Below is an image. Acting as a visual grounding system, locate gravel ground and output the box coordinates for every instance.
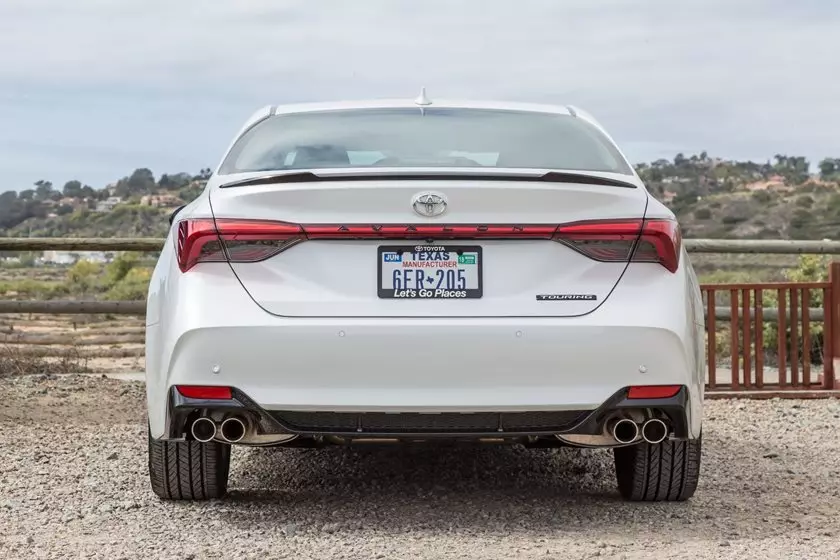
[2,375,840,559]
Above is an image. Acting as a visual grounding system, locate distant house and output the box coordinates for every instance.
[140,193,183,208]
[84,252,114,264]
[40,251,79,265]
[745,175,789,192]
[95,196,123,213]
[59,197,85,210]
[38,251,113,265]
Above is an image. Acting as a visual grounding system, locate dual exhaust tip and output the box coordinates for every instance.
[610,417,668,445]
[190,416,248,443]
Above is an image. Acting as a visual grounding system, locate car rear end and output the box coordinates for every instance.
[145,101,704,502]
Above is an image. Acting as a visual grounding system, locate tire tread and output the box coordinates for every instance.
[614,435,701,502]
[148,430,230,500]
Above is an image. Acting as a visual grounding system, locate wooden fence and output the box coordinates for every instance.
[3,236,840,398]
[702,268,840,398]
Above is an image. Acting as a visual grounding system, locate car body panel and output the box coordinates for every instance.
[146,99,704,446]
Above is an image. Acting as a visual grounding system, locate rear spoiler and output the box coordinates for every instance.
[219,170,638,189]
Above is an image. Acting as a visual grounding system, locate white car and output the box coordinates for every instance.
[145,94,704,502]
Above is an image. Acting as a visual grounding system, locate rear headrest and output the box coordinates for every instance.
[293,145,350,166]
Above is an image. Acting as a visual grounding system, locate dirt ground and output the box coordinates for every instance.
[2,373,840,559]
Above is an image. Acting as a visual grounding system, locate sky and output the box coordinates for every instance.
[0,0,838,191]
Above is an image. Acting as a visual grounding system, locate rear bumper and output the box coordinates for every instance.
[164,384,692,440]
[147,318,703,440]
[146,263,704,440]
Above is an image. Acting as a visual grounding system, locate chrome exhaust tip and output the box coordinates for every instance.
[190,417,217,443]
[220,416,247,443]
[641,418,668,444]
[610,418,639,444]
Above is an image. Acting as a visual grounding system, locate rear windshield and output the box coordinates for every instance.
[219,108,633,175]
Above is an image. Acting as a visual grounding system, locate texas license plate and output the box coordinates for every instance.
[378,245,482,299]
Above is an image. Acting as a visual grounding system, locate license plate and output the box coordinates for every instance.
[378,245,482,299]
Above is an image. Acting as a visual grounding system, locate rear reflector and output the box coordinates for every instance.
[627,385,682,399]
[176,385,233,400]
[174,218,680,272]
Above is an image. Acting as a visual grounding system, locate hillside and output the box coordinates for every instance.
[1,155,840,240]
[6,205,171,238]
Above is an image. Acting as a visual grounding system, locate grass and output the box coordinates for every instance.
[0,345,92,376]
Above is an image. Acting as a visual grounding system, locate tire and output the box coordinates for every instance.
[613,435,701,502]
[148,428,231,500]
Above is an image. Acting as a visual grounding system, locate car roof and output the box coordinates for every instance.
[235,98,601,141]
[270,98,576,117]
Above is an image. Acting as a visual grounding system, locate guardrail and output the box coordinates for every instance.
[3,237,840,397]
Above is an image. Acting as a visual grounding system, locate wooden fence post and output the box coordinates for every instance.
[827,262,840,389]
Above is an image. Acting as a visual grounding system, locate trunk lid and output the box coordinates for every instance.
[208,175,648,318]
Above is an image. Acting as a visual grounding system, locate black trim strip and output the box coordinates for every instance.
[219,171,638,189]
[164,386,691,440]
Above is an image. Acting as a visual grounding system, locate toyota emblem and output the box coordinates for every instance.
[412,192,447,217]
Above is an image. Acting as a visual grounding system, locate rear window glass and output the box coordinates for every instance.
[219,108,632,175]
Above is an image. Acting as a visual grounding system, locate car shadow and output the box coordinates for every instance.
[173,436,821,540]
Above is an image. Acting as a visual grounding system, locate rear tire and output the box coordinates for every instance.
[148,428,231,500]
[613,435,701,501]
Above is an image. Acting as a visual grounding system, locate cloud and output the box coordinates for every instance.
[0,0,838,189]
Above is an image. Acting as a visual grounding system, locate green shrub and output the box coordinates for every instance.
[721,215,747,225]
[104,267,152,301]
[694,208,712,219]
[752,190,771,203]
[104,253,140,287]
[66,260,102,294]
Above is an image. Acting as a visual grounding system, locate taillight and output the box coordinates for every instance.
[175,218,680,272]
[175,218,304,272]
[553,219,680,273]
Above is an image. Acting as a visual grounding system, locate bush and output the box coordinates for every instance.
[104,267,152,301]
[796,195,814,208]
[66,260,101,294]
[752,190,771,203]
[721,215,747,225]
[693,208,712,219]
[104,253,139,287]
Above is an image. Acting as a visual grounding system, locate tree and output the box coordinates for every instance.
[34,180,54,201]
[772,154,810,184]
[80,185,96,199]
[115,168,156,197]
[128,168,155,191]
[818,158,840,181]
[62,180,83,198]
